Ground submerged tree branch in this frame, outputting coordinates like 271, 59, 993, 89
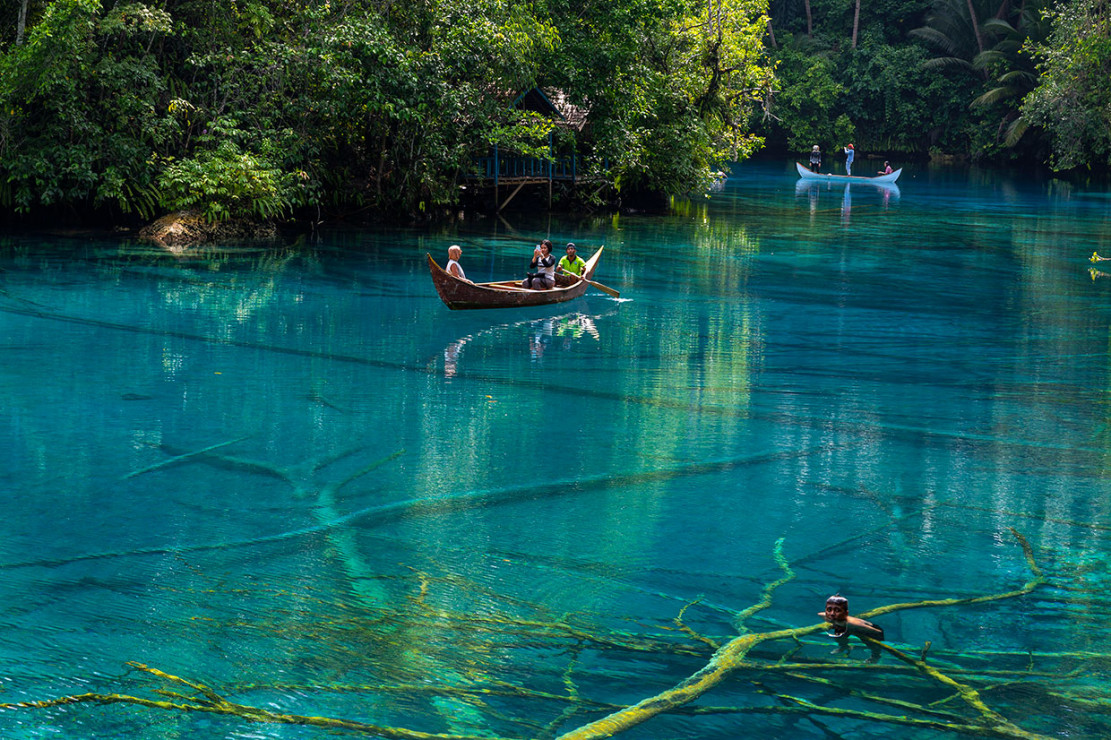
0, 530, 1063, 740
555, 529, 1049, 740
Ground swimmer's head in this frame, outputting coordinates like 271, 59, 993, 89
824, 595, 849, 625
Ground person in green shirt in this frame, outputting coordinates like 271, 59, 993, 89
557, 242, 587, 278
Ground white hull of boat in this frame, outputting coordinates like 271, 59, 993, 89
796, 161, 901, 184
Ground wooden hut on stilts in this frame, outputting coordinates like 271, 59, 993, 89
465, 87, 601, 212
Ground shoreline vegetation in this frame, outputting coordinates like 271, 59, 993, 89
1, 0, 1108, 244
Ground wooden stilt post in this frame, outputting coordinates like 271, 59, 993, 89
500, 182, 527, 211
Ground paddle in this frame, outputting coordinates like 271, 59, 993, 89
575, 274, 621, 298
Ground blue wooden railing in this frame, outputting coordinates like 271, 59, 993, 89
468, 154, 579, 184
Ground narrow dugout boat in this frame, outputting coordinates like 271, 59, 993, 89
427, 246, 604, 310
796, 161, 902, 184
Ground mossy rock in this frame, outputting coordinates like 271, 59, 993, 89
139, 210, 279, 247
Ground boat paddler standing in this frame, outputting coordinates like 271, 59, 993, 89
843, 143, 855, 175
809, 145, 822, 173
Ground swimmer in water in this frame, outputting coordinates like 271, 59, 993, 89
819, 594, 885, 663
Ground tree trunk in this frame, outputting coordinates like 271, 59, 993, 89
805, 0, 813, 37
851, 0, 860, 48
766, 17, 777, 48
965, 0, 988, 78
17, 0, 29, 45
966, 0, 985, 56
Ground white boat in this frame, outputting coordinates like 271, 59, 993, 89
796, 161, 902, 184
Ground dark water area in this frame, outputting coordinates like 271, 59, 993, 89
2, 160, 1111, 738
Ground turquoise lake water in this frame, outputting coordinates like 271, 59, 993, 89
2, 160, 1111, 738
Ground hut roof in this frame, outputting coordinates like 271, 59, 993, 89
510, 87, 590, 131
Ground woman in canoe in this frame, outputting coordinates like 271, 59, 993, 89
522, 239, 556, 290
809, 145, 822, 173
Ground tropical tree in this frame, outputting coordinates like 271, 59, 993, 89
764, 42, 855, 151
1021, 0, 1111, 169
0, 0, 566, 219
911, 0, 1048, 157
968, 12, 1046, 150
549, 0, 774, 198
911, 0, 993, 77
0, 0, 40, 45
0, 0, 177, 216
839, 38, 972, 152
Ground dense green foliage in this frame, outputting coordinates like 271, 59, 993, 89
757, 0, 1058, 163
0, 0, 1108, 224
0, 0, 772, 223
1022, 0, 1111, 170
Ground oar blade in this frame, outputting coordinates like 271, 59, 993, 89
588, 279, 620, 298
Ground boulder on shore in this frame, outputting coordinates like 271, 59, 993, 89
139, 211, 279, 248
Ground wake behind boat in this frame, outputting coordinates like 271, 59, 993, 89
428, 246, 605, 310
796, 161, 901, 184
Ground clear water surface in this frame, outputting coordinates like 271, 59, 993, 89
2, 160, 1111, 739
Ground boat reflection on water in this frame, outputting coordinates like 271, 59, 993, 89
440, 308, 613, 376
795, 177, 903, 223
527, 312, 602, 360
443, 338, 466, 377
795, 174, 897, 203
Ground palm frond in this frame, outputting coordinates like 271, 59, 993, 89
910, 27, 965, 56
980, 18, 1017, 37
1003, 116, 1028, 147
973, 49, 1007, 69
997, 69, 1036, 86
972, 86, 1018, 107
921, 55, 976, 72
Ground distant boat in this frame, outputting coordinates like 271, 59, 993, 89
796, 161, 902, 184
428, 247, 604, 310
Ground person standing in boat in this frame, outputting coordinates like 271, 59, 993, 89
557, 242, 587, 278
878, 161, 893, 175
843, 143, 855, 176
523, 239, 556, 290
445, 245, 470, 282
809, 145, 822, 172
819, 594, 885, 663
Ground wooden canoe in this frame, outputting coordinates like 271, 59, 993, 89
796, 161, 902, 184
428, 246, 604, 310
